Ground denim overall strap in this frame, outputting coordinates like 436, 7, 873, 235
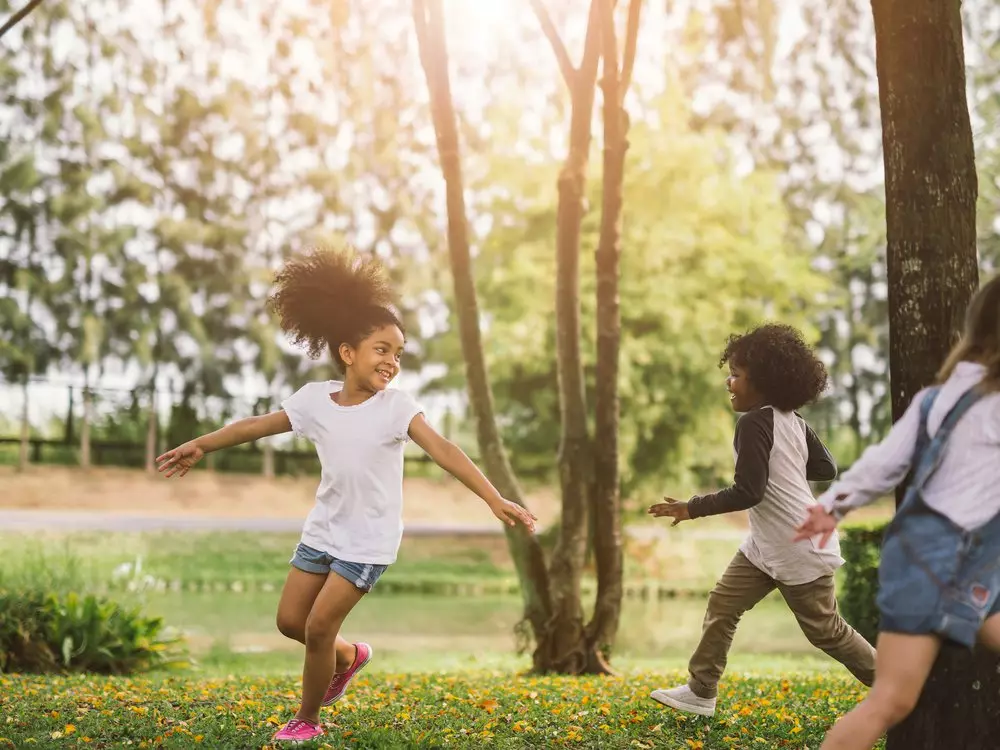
891, 385, 987, 591
909, 386, 985, 494
894, 387, 939, 516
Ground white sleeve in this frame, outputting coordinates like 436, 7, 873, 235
817, 388, 930, 518
389, 389, 425, 442
281, 383, 318, 440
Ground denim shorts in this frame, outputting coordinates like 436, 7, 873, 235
878, 504, 1000, 648
289, 543, 388, 593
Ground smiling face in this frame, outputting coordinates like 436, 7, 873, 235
339, 324, 405, 393
726, 363, 763, 413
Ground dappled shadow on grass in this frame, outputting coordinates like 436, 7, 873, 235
0, 669, 880, 749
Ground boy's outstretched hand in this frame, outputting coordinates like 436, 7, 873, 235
794, 504, 838, 548
648, 497, 691, 526
489, 498, 537, 532
156, 441, 205, 478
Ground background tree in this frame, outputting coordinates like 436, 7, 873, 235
412, 0, 554, 669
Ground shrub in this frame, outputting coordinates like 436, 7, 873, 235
0, 587, 183, 675
838, 520, 889, 646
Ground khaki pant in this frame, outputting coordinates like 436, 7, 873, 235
688, 551, 876, 699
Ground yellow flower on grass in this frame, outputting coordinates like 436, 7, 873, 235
63, 725, 76, 736
686, 741, 704, 749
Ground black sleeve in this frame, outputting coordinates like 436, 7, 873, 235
689, 408, 774, 519
803, 420, 838, 481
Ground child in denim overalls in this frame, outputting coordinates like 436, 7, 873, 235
796, 274, 1000, 750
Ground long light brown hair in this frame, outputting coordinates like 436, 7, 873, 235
937, 273, 1000, 392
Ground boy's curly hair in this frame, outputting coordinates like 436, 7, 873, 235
267, 246, 403, 374
719, 323, 828, 412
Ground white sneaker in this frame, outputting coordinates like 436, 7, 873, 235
650, 685, 716, 717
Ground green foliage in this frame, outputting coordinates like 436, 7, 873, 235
0, 587, 182, 675
425, 92, 828, 497
838, 520, 888, 645
0, 552, 183, 675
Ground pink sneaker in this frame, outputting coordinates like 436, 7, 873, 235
322, 642, 372, 706
273, 718, 324, 743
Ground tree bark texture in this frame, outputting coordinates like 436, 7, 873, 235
585, 0, 642, 674
528, 0, 603, 675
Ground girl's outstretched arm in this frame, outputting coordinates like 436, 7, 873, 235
157, 410, 293, 478
814, 388, 928, 520
407, 414, 537, 531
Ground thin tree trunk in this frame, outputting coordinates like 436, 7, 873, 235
145, 383, 157, 475
530, 0, 602, 675
262, 442, 275, 479
18, 376, 30, 472
585, 0, 642, 675
80, 382, 92, 469
412, 0, 553, 669
872, 0, 994, 746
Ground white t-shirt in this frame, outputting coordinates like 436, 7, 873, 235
282, 380, 424, 565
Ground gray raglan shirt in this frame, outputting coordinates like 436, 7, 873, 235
688, 406, 845, 585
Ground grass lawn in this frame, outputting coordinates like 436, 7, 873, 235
0, 668, 877, 749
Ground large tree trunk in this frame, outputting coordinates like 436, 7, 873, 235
872, 0, 995, 747
585, 0, 642, 675
529, 0, 602, 675
412, 0, 554, 669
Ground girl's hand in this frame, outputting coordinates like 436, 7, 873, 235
490, 498, 537, 532
794, 504, 839, 548
648, 497, 690, 526
156, 441, 205, 478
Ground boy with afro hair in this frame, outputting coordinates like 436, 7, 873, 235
647, 323, 876, 717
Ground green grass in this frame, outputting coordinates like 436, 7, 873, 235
0, 524, 749, 596
0, 669, 879, 749
0, 531, 510, 589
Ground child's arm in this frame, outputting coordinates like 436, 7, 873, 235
407, 414, 536, 531
815, 389, 927, 520
156, 411, 293, 478
804, 423, 837, 482
649, 409, 772, 523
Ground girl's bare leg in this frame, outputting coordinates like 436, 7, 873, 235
276, 567, 357, 672
294, 572, 366, 724
820, 632, 941, 750
978, 613, 1000, 653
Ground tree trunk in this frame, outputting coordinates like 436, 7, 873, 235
872, 0, 995, 746
530, 0, 602, 675
18, 376, 30, 472
262, 442, 275, 479
412, 0, 554, 669
80, 384, 92, 469
145, 384, 158, 475
585, 0, 642, 675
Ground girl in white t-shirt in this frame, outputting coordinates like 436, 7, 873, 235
156, 247, 536, 744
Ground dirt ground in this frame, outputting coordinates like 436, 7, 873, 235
0, 465, 561, 527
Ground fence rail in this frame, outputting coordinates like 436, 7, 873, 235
0, 436, 439, 476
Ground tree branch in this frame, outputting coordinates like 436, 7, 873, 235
529, 0, 576, 88
0, 0, 45, 40
578, 0, 603, 88
619, 0, 643, 98
598, 0, 619, 106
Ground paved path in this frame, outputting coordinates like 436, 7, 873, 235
0, 510, 502, 535
0, 509, 747, 540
